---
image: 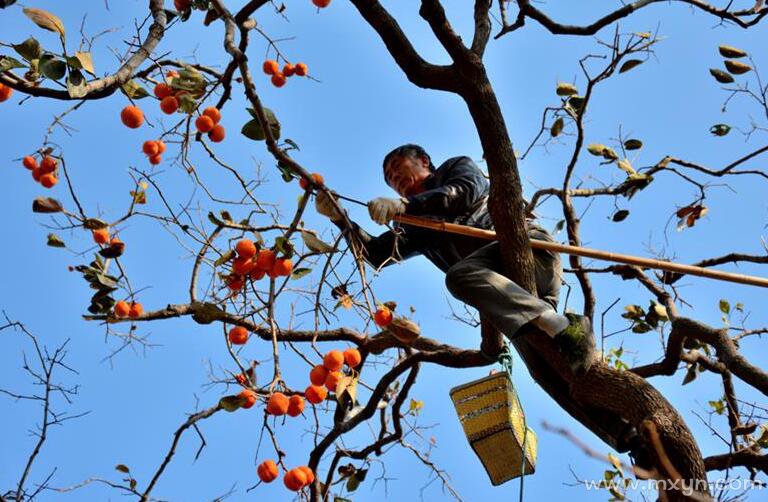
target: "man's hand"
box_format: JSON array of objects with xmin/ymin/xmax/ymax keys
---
[
  {"xmin": 368, "ymin": 197, "xmax": 407, "ymax": 225},
  {"xmin": 315, "ymin": 190, "xmax": 345, "ymax": 221}
]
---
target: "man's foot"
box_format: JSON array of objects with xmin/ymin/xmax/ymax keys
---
[
  {"xmin": 554, "ymin": 313, "xmax": 595, "ymax": 374},
  {"xmin": 617, "ymin": 424, "xmax": 655, "ymax": 474}
]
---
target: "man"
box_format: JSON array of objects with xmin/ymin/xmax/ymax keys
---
[{"xmin": 315, "ymin": 144, "xmax": 595, "ymax": 374}]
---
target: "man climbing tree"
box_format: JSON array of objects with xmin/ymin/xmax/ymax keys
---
[
  {"xmin": 315, "ymin": 144, "xmax": 596, "ymax": 373},
  {"xmin": 5, "ymin": 1, "xmax": 768, "ymax": 501}
]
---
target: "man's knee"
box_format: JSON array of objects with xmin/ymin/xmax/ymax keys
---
[{"xmin": 445, "ymin": 262, "xmax": 472, "ymax": 299}]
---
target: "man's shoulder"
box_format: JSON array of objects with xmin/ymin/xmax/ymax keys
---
[{"xmin": 436, "ymin": 155, "xmax": 478, "ymax": 172}]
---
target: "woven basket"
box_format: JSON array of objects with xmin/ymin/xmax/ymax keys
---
[{"xmin": 450, "ymin": 371, "xmax": 537, "ymax": 486}]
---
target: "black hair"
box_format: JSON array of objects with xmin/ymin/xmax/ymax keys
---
[{"xmin": 382, "ymin": 144, "xmax": 436, "ymax": 179}]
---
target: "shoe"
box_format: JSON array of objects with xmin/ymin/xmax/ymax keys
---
[
  {"xmin": 618, "ymin": 425, "xmax": 655, "ymax": 473},
  {"xmin": 554, "ymin": 313, "xmax": 595, "ymax": 374}
]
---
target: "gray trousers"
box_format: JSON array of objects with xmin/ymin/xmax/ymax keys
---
[{"xmin": 444, "ymin": 228, "xmax": 562, "ymax": 339}]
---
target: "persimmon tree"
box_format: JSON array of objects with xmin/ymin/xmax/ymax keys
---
[{"xmin": 3, "ymin": 1, "xmax": 768, "ymax": 501}]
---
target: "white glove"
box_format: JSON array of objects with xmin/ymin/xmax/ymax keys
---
[
  {"xmin": 315, "ymin": 190, "xmax": 345, "ymax": 221},
  {"xmin": 368, "ymin": 197, "xmax": 407, "ymax": 225}
]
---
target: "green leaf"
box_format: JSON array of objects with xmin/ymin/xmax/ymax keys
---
[
  {"xmin": 120, "ymin": 79, "xmax": 149, "ymax": 99},
  {"xmin": 115, "ymin": 464, "xmax": 130, "ymax": 473},
  {"xmin": 219, "ymin": 395, "xmax": 243, "ymax": 412},
  {"xmin": 290, "ymin": 267, "xmax": 312, "ymax": 280},
  {"xmin": 623, "ymin": 139, "xmax": 643, "ymax": 150},
  {"xmin": 13, "ymin": 37, "xmax": 42, "ymax": 61},
  {"xmin": 66, "ymin": 69, "xmax": 87, "ymax": 98},
  {"xmin": 607, "ymin": 452, "xmax": 623, "ymax": 476},
  {"xmin": 301, "ymin": 230, "xmax": 334, "ymax": 253},
  {"xmin": 710, "ymin": 124, "xmax": 731, "ymax": 137},
  {"xmin": 32, "ymin": 197, "xmax": 63, "ymax": 213},
  {"xmin": 47, "ymin": 233, "xmax": 66, "ymax": 248},
  {"xmin": 0, "ymin": 55, "xmax": 26, "ymax": 72},
  {"xmin": 346, "ymin": 474, "xmax": 360, "ymax": 493},
  {"xmin": 719, "ymin": 299, "xmax": 730, "ymax": 315},
  {"xmin": 709, "ymin": 68, "xmax": 734, "ymax": 84},
  {"xmin": 244, "ymin": 107, "xmax": 281, "ymax": 140},
  {"xmin": 241, "ymin": 119, "xmax": 267, "ymax": 141},
  {"xmin": 709, "ymin": 399, "xmax": 726, "ymax": 415},
  {"xmin": 566, "ymin": 95, "xmax": 585, "ymax": 115},
  {"xmin": 40, "ymin": 54, "xmax": 66, "ymax": 80},
  {"xmin": 612, "ymin": 210, "xmax": 629, "ymax": 222},
  {"xmin": 550, "ymin": 117, "xmax": 564, "ymax": 137},
  {"xmin": 619, "ymin": 59, "xmax": 643, "ymax": 73},
  {"xmin": 214, "ymin": 249, "xmax": 234, "ymax": 268},
  {"xmin": 177, "ymin": 92, "xmax": 197, "ymax": 114},
  {"xmin": 409, "ymin": 398, "xmax": 423, "ymax": 416}
]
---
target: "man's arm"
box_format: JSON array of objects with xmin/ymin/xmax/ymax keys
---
[
  {"xmin": 405, "ymin": 156, "xmax": 488, "ymax": 218},
  {"xmin": 331, "ymin": 219, "xmax": 420, "ymax": 269},
  {"xmin": 315, "ymin": 190, "xmax": 420, "ymax": 269}
]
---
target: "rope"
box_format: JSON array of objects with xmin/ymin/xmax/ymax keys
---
[{"xmin": 499, "ymin": 343, "xmax": 527, "ymax": 502}]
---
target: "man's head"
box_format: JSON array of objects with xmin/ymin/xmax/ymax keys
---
[{"xmin": 382, "ymin": 144, "xmax": 435, "ymax": 197}]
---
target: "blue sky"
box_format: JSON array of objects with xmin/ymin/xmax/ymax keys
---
[{"xmin": 2, "ymin": 1, "xmax": 768, "ymax": 501}]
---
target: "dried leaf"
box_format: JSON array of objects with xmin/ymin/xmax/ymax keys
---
[
  {"xmin": 74, "ymin": 51, "xmax": 95, "ymax": 76},
  {"xmin": 32, "ymin": 197, "xmax": 63, "ymax": 213},
  {"xmin": 587, "ymin": 144, "xmax": 608, "ymax": 156},
  {"xmin": 550, "ymin": 117, "xmax": 564, "ymax": 137},
  {"xmin": 617, "ymin": 158, "xmax": 636, "ymax": 175},
  {"xmin": 623, "ymin": 139, "xmax": 643, "ymax": 150},
  {"xmin": 23, "ymin": 8, "xmax": 65, "ymax": 39},
  {"xmin": 335, "ymin": 375, "xmax": 358, "ymax": 404},
  {"xmin": 682, "ymin": 364, "xmax": 698, "ymax": 385},
  {"xmin": 724, "ymin": 60, "xmax": 751, "ymax": 75},
  {"xmin": 335, "ymin": 294, "xmax": 354, "ymax": 311},
  {"xmin": 619, "ymin": 59, "xmax": 644, "ymax": 73},
  {"xmin": 709, "ymin": 68, "xmax": 735, "ymax": 84},
  {"xmin": 115, "ymin": 464, "xmax": 130, "ymax": 473},
  {"xmin": 556, "ymin": 82, "xmax": 578, "ymax": 96},
  {"xmin": 66, "ymin": 69, "xmax": 87, "ymax": 98},
  {"xmin": 83, "ymin": 218, "xmax": 108, "ymax": 230},
  {"xmin": 718, "ymin": 45, "xmax": 747, "ymax": 59}
]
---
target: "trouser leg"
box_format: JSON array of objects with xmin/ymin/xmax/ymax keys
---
[{"xmin": 444, "ymin": 231, "xmax": 562, "ymax": 339}]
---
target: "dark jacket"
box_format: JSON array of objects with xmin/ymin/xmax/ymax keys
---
[{"xmin": 335, "ymin": 156, "xmax": 540, "ymax": 272}]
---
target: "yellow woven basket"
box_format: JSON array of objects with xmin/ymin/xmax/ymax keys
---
[{"xmin": 450, "ymin": 371, "xmax": 537, "ymax": 486}]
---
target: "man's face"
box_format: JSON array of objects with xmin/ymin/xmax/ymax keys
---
[{"xmin": 384, "ymin": 154, "xmax": 431, "ymax": 197}]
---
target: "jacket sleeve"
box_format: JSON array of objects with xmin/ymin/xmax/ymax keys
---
[
  {"xmin": 332, "ymin": 219, "xmax": 421, "ymax": 269},
  {"xmin": 405, "ymin": 157, "xmax": 488, "ymax": 218}
]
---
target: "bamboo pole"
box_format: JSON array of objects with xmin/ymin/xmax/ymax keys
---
[{"xmin": 393, "ymin": 214, "xmax": 768, "ymax": 289}]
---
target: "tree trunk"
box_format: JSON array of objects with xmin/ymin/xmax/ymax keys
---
[{"xmin": 459, "ymin": 64, "xmax": 709, "ymax": 500}]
